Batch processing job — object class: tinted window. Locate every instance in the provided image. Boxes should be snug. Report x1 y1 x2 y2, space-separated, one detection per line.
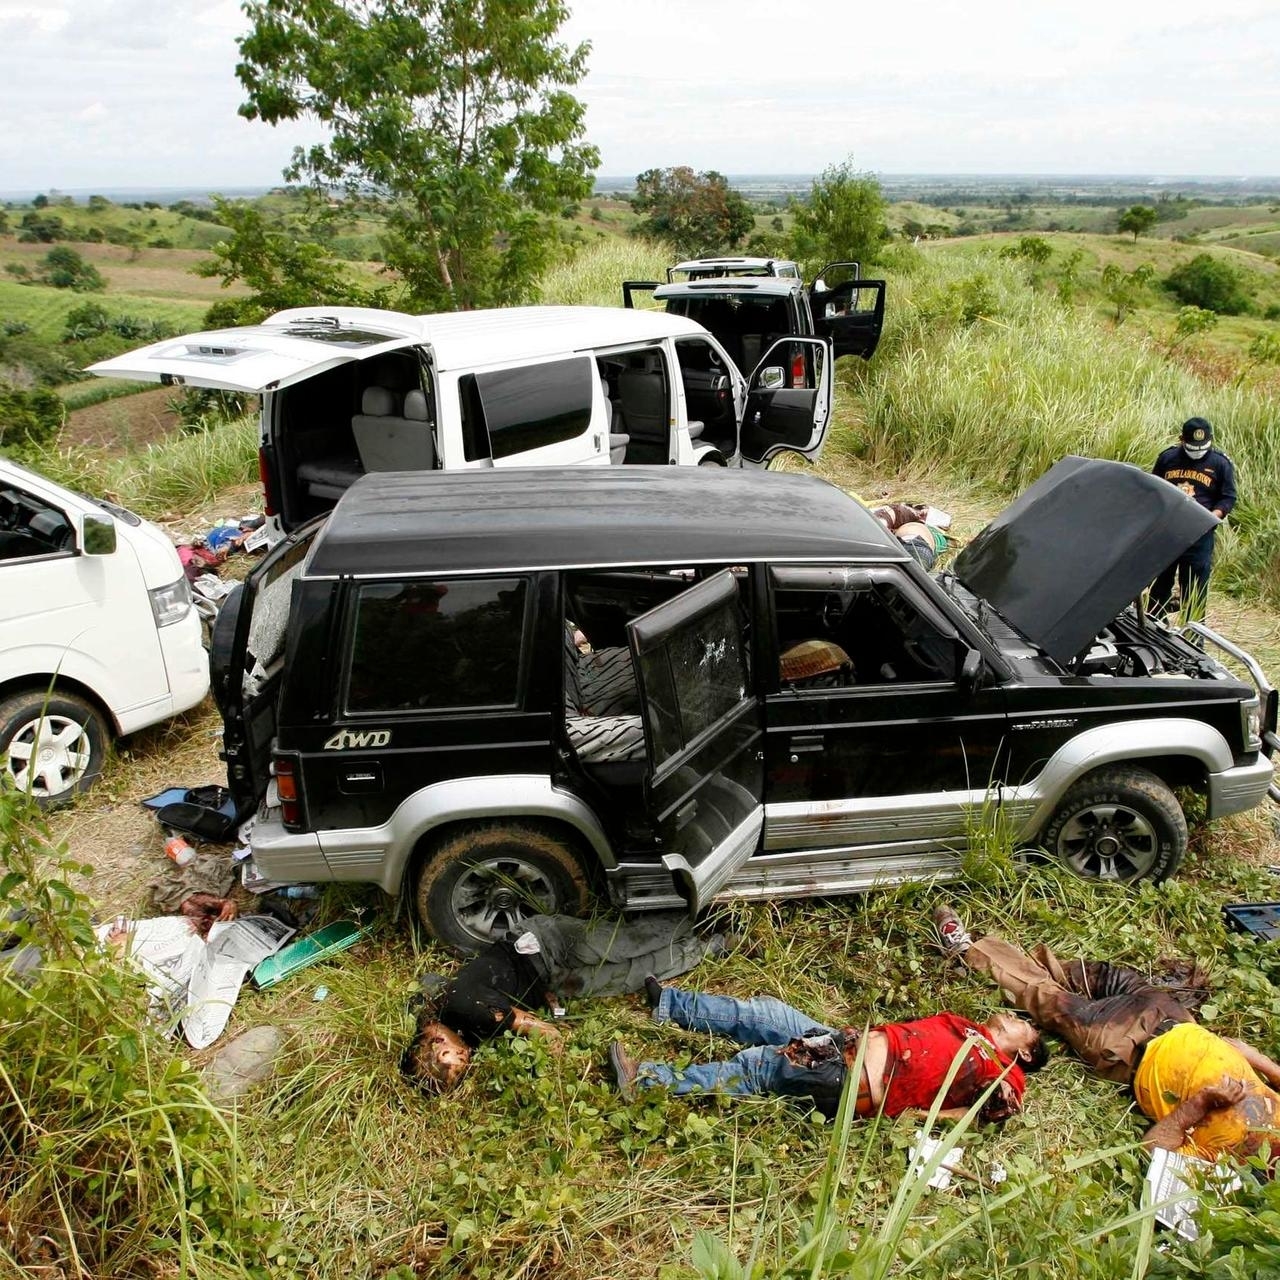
346 578 528 713
0 485 74 562
462 358 593 460
635 593 747 769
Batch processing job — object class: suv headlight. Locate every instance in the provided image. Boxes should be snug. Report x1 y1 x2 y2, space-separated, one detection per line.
1242 698 1262 752
150 577 193 627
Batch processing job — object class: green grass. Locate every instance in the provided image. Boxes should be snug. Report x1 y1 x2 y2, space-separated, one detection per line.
56 376 151 411
0 277 208 344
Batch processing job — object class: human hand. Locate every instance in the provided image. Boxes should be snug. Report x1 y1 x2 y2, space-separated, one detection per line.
1198 1077 1247 1112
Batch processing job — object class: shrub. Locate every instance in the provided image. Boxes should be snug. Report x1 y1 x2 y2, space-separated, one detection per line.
0 782 275 1275
1164 253 1251 315
63 300 111 341
0 381 64 450
42 245 104 291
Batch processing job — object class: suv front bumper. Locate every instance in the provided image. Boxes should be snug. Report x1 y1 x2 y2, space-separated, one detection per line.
1208 755 1277 818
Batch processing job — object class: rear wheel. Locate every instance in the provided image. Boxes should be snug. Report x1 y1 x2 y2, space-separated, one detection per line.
415 821 591 953
1038 766 1187 884
0 689 109 807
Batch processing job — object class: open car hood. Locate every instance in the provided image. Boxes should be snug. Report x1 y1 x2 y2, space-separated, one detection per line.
953 456 1217 665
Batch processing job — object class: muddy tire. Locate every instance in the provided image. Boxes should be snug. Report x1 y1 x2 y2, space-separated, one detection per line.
1039 766 1187 884
415 821 591 953
0 688 108 808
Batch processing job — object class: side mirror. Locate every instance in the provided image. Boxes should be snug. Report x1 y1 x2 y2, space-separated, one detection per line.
960 647 983 694
82 513 117 556
757 366 785 391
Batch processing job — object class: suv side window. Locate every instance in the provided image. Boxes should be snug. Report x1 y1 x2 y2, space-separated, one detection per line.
345 577 529 713
772 566 958 688
457 357 594 461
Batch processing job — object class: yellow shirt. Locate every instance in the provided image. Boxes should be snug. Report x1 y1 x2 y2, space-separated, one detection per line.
1133 1023 1279 1159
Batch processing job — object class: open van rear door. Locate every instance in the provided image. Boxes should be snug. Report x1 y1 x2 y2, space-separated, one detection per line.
737 336 833 465
86 314 423 392
210 518 321 817
622 281 662 310
628 570 763 915
811 277 886 360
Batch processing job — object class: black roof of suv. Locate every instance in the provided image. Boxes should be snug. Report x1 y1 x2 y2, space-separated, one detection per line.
308 467 905 577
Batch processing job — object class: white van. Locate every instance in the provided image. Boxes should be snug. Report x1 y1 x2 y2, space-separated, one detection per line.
88 305 834 541
0 459 210 805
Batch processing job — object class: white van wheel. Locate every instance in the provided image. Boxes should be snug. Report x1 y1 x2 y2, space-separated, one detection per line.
0 691 108 807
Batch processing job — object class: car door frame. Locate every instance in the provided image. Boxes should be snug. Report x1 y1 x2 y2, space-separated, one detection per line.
737 336 834 465
627 569 764 913
810 277 887 360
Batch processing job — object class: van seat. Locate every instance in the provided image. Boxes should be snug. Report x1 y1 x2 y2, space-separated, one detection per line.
355 387 435 473
618 354 668 464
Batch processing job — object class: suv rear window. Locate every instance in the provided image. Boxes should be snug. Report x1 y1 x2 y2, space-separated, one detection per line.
459 358 593 461
345 577 529 713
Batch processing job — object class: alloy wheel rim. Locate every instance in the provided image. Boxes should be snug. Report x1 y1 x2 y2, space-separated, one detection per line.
6 714 93 798
1057 802 1159 881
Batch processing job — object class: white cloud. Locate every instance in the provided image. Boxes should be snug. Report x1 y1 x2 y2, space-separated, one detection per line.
0 0 1275 190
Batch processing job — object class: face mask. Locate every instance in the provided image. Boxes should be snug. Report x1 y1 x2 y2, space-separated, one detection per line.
1182 443 1210 460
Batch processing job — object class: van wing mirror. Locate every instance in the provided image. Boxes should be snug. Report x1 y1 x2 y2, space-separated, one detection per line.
758 366 785 390
82 512 117 555
960 646 983 693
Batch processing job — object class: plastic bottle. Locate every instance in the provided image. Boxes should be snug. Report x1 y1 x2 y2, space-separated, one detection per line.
164 834 196 867
280 884 319 900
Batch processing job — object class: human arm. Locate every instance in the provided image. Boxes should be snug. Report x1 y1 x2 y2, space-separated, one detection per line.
509 1007 563 1048
1212 455 1237 520
1223 1037 1280 1088
1141 1078 1247 1152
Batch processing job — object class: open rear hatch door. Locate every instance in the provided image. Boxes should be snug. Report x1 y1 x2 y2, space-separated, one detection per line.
628 570 763 915
953 456 1218 666
86 312 424 392
737 336 833 464
210 518 322 816
622 281 662 310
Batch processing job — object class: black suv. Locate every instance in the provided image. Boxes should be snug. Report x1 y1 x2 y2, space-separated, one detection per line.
624 261 886 367
215 462 1277 950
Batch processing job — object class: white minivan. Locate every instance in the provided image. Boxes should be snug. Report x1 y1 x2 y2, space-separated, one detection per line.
88 305 834 542
0 459 210 805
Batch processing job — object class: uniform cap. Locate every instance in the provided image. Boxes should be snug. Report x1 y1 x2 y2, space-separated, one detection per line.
1181 417 1213 444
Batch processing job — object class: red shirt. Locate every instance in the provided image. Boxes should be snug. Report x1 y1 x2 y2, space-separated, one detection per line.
878 1014 1025 1119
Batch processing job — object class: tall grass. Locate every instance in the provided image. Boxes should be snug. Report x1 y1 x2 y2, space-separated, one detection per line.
539 239 671 307
25 414 259 518
846 248 1280 606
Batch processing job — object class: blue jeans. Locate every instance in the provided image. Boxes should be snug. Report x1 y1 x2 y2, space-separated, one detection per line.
637 988 835 1098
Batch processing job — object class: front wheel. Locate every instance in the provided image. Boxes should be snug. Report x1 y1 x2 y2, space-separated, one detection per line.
1038 766 1187 884
415 821 591 953
0 689 109 807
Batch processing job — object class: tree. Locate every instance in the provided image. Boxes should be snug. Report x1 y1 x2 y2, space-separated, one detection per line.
40 247 105 292
1117 205 1158 241
630 167 754 255
1100 262 1154 324
196 198 381 324
31 194 48 209
1164 253 1251 315
788 160 887 274
236 0 598 312
1166 305 1218 351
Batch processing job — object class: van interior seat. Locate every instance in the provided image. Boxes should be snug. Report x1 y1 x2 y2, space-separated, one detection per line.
601 375 630 464
617 353 668 464
355 386 435 473
294 385 398 500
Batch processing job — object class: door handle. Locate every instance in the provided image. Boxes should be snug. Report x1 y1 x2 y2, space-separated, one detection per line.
788 734 824 763
675 799 698 831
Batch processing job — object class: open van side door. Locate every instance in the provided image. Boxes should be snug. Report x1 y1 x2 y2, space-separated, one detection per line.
622 281 662 310
210 518 321 817
811 276 887 361
628 570 763 915
737 335 833 465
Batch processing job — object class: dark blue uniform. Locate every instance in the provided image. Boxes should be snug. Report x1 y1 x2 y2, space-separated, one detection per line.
1150 444 1237 617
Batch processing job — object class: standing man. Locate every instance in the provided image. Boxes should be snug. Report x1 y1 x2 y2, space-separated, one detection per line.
1149 417 1236 620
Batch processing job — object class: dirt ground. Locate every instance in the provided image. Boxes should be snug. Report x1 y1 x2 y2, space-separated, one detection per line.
63 386 179 449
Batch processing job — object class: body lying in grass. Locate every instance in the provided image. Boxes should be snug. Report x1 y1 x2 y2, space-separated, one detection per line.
609 982 1045 1121
935 905 1280 1162
401 912 725 1094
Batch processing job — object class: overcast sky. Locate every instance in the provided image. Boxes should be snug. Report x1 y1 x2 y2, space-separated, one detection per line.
2 0 1277 193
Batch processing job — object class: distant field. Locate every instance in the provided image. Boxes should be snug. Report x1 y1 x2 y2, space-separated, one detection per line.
0 277 209 344
1 239 245 303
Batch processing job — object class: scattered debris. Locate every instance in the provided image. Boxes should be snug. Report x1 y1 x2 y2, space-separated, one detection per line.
252 921 367 991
